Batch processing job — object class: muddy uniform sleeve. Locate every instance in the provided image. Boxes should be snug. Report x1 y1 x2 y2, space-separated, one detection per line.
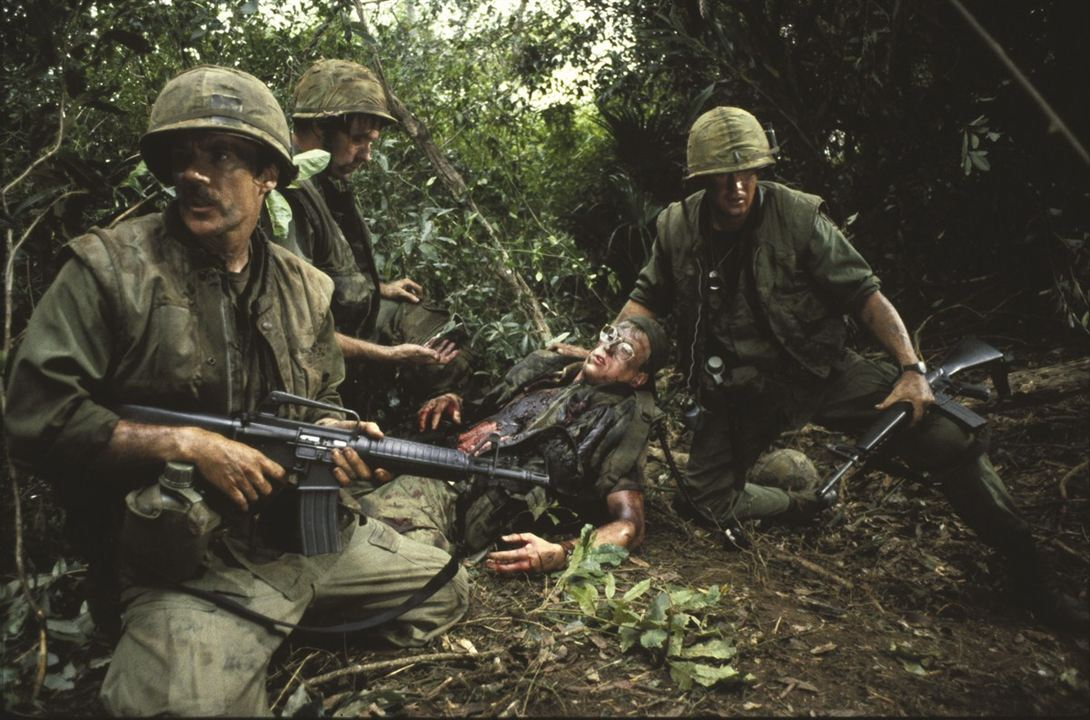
805 212 881 312
590 401 650 499
306 309 348 423
4 258 120 473
288 183 374 336
628 215 675 316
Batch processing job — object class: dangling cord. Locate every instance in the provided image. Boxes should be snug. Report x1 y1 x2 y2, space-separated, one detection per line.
655 422 749 550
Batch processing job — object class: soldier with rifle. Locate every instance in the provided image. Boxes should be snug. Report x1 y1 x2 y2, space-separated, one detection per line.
611 105 1086 631
3 66 468 715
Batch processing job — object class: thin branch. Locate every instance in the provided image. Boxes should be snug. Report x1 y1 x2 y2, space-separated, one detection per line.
947 0 1089 166
348 0 552 341
8 468 49 703
4 190 89 353
107 189 164 228
303 649 502 687
2 93 67 214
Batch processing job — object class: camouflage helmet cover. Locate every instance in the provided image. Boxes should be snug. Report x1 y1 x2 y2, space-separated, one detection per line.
685 106 776 179
746 449 820 492
140 65 297 186
292 58 396 124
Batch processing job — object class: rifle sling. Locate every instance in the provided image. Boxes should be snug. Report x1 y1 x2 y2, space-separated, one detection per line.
159 547 462 636
654 424 750 550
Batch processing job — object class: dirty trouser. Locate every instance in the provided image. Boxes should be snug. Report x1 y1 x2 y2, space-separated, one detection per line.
343 298 472 422
357 475 525 556
683 354 1032 555
99 518 469 717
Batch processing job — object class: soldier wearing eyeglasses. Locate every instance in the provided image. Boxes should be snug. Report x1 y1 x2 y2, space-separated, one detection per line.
355 317 670 574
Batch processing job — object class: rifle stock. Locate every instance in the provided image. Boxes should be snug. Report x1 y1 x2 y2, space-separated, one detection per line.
118 394 552 556
817 338 1009 506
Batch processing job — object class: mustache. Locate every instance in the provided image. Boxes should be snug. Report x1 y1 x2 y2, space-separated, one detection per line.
178 183 218 207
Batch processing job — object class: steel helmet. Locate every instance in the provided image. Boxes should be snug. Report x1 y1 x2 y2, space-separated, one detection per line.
292 59 396 124
685 106 776 180
140 65 297 185
747 449 820 492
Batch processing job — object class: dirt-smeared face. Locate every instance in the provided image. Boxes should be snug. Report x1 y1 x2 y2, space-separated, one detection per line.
326 114 383 180
709 170 757 230
170 131 277 243
582 322 651 388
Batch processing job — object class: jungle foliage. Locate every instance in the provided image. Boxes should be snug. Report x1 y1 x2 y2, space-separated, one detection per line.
2 1 1087 378
1 0 1088 713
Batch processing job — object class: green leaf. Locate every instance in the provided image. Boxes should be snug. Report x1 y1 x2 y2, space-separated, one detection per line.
902 661 927 676
640 628 668 649
604 572 616 600
589 543 628 567
622 578 651 603
646 591 670 623
123 160 151 190
969 150 991 171
609 604 642 628
568 584 599 617
264 191 293 242
619 625 640 653
668 660 739 689
679 639 736 660
289 149 330 185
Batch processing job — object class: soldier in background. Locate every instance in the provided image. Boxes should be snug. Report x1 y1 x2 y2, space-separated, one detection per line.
275 58 470 430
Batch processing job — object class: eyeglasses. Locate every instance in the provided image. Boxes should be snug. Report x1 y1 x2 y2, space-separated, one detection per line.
598 324 637 361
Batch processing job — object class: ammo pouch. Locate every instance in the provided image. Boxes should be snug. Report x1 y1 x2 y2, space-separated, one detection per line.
120 462 221 583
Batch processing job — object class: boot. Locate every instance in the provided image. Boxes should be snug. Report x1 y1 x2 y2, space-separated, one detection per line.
1008 544 1089 634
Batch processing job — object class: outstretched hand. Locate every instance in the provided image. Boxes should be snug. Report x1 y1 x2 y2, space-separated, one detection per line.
417 392 463 431
547 342 590 359
383 340 459 366
875 371 934 424
485 532 567 575
380 278 423 303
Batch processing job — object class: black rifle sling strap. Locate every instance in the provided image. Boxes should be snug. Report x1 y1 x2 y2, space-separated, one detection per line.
654 423 751 550
161 543 462 636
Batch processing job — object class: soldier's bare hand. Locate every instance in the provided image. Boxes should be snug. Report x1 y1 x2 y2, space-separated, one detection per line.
485 533 566 575
875 371 934 424
383 343 454 366
422 337 461 365
456 421 499 455
547 342 590 359
184 428 285 511
315 418 391 485
417 392 463 431
380 278 423 303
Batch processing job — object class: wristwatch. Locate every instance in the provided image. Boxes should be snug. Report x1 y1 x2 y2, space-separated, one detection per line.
900 361 927 376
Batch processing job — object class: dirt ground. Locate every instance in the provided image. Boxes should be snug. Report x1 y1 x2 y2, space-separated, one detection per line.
3 348 1089 717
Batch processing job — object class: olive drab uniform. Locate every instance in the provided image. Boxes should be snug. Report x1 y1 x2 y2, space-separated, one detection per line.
283 58 471 425
358 350 661 554
630 180 1037 562
271 169 472 424
5 211 469 716
3 65 468 717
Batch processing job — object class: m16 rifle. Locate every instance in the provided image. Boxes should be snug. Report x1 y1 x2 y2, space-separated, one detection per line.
817 338 1011 507
118 391 552 556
